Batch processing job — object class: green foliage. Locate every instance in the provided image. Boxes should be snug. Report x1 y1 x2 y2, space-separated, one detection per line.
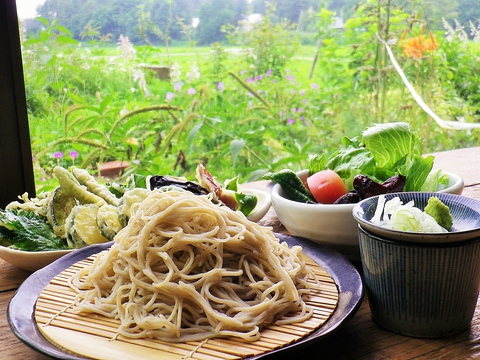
21 3 480 193
222 3 301 78
208 42 229 84
196 0 247 45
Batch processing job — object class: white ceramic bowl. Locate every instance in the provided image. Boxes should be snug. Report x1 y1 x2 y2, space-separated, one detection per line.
0 246 73 272
243 188 271 222
270 170 464 260
435 171 464 194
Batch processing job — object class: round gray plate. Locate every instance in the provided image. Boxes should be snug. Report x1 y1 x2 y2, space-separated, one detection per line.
8 234 363 359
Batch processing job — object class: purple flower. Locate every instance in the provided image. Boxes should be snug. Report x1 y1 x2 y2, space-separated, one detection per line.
174 82 182 91
266 69 272 77
188 87 196 95
297 108 303 113
246 78 254 83
217 82 224 92
240 69 246 75
53 151 63 159
166 92 175 101
288 118 294 124
286 75 295 83
248 101 253 108
303 98 307 103
69 150 78 165
311 83 319 89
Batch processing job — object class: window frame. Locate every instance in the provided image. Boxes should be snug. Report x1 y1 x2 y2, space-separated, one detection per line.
0 0 35 208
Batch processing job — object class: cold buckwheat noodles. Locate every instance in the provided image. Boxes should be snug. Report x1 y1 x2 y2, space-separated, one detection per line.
69 189 319 342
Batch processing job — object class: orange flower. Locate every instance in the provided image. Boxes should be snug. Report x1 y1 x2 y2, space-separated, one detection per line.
401 31 438 59
427 30 438 51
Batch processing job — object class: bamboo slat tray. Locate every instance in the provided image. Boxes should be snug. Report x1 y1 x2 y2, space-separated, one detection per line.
35 254 337 360
9 234 364 359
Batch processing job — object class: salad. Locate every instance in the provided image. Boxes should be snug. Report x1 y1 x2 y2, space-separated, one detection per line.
265 122 449 204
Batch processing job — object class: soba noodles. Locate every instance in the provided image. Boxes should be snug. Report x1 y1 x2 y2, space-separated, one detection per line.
69 189 319 342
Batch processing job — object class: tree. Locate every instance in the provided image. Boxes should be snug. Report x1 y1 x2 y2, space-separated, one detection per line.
251 0 266 14
195 0 248 45
275 0 318 24
332 0 360 20
36 0 143 41
148 0 194 42
458 0 480 31
250 0 319 24
424 0 459 31
327 0 347 17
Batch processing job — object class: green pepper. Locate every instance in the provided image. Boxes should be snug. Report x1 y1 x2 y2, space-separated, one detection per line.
263 169 315 203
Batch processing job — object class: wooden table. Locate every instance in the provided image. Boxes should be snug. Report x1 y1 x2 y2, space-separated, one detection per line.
1 147 480 360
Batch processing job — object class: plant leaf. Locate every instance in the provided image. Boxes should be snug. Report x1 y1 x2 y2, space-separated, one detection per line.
230 139 245 166
188 123 203 147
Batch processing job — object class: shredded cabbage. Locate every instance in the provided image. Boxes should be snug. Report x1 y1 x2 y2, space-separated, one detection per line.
371 195 447 233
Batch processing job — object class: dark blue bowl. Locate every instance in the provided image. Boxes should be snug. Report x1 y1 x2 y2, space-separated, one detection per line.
352 192 480 243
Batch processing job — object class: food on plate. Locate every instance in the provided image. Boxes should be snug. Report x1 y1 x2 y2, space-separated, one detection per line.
263 169 315 203
309 122 444 192
53 166 109 207
424 196 453 230
195 163 258 215
69 189 318 342
265 122 450 205
334 174 406 204
0 209 69 251
307 170 347 204
46 186 77 238
0 164 259 252
370 195 452 232
265 169 406 205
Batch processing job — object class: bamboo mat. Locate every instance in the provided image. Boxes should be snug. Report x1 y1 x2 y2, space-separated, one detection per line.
35 254 338 360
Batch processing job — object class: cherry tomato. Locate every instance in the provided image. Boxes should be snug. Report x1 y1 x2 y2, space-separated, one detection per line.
306 170 347 204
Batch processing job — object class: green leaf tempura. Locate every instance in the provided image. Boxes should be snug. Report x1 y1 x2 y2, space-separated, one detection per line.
0 209 69 251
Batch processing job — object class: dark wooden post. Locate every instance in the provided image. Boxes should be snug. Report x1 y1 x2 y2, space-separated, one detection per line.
0 0 36 208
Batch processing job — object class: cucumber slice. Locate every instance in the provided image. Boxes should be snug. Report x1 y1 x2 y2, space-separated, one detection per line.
96 204 125 240
65 204 109 248
118 188 150 218
46 186 78 239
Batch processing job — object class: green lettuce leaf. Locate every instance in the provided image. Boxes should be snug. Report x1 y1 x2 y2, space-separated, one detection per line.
309 122 435 191
361 122 422 168
421 169 450 191
309 145 376 191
